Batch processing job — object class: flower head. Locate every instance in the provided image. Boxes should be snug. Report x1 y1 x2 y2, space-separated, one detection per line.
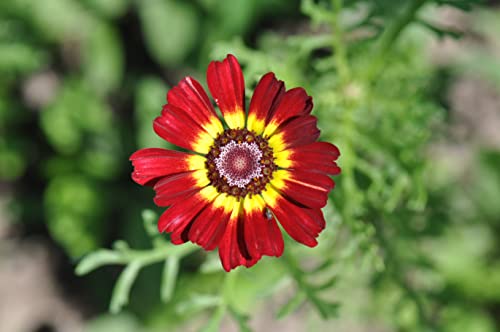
130 54 340 271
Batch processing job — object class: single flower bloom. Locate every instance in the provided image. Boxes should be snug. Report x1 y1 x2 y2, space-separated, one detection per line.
130 54 340 271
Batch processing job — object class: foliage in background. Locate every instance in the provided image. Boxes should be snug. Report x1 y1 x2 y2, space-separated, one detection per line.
1 0 500 331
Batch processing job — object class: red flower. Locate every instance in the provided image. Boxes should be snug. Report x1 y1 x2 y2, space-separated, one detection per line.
130 55 340 271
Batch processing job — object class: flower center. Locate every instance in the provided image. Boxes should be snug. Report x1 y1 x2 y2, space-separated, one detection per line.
206 129 276 198
215 141 263 188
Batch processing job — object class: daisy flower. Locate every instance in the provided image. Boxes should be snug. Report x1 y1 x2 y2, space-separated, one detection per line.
130 54 340 271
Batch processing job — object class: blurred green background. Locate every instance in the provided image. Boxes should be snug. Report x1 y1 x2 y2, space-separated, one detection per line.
1 0 500 331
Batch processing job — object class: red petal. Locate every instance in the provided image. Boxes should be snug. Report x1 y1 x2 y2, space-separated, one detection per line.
166 77 223 137
273 170 334 209
279 142 341 175
263 189 325 247
269 115 320 152
218 205 260 271
247 72 285 133
188 195 233 251
130 148 202 186
153 104 213 153
158 188 218 244
242 199 284 259
153 170 208 207
263 88 312 137
207 54 245 129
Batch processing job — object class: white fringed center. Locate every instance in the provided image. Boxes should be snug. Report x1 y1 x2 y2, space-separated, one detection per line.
214 141 263 188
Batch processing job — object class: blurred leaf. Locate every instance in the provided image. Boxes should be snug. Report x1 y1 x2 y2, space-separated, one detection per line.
470 150 500 220
137 0 199 66
83 23 124 95
317 276 339 291
41 79 113 155
276 291 306 319
110 261 142 313
0 142 27 180
29 0 94 42
417 19 462 39
44 174 105 257
85 313 144 332
301 0 333 25
175 294 221 315
48 174 103 216
0 42 47 74
40 101 81 155
208 0 257 37
436 0 483 11
79 140 122 179
142 209 159 237
83 0 130 18
442 305 496 332
282 250 340 319
134 77 171 148
228 306 252 332
200 306 226 332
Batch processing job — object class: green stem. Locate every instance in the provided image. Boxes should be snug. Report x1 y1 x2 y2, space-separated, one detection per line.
367 0 428 81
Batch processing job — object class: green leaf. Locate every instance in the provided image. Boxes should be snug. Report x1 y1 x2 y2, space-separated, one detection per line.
112 240 130 251
110 261 142 314
314 301 340 319
40 80 113 155
200 305 226 332
175 294 221 315
137 0 199 66
142 209 159 237
228 306 252 332
161 256 180 302
316 276 339 291
75 249 124 275
40 95 82 155
276 291 306 319
436 0 481 11
83 0 129 18
85 313 144 332
0 143 27 180
29 0 93 42
417 19 462 39
311 257 335 273
134 77 171 148
83 23 124 95
44 174 105 257
0 42 47 74
301 0 333 25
